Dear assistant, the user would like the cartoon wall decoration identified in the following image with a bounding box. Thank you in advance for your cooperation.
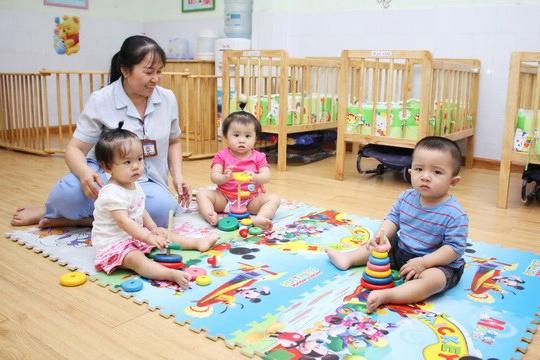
[53,15,80,55]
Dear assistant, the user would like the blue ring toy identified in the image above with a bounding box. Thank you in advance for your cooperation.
[121,279,143,293]
[153,254,183,263]
[362,273,394,285]
[368,255,390,266]
[228,211,250,219]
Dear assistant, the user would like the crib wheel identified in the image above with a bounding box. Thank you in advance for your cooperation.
[521,179,533,204]
[356,155,363,175]
[402,167,411,183]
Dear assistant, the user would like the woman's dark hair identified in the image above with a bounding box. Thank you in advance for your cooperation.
[95,121,141,169]
[109,35,167,84]
[222,111,262,139]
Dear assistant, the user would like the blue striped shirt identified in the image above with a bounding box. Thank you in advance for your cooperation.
[385,189,468,268]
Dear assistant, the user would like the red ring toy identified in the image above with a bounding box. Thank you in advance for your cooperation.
[361,278,395,291]
[156,261,184,269]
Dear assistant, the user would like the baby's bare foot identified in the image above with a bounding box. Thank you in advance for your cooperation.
[326,248,353,271]
[252,216,272,230]
[366,290,387,314]
[11,206,44,226]
[207,211,218,226]
[196,234,219,252]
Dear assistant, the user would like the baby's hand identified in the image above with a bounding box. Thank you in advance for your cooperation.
[145,233,168,250]
[366,230,391,252]
[223,165,235,179]
[399,257,427,281]
[151,227,168,237]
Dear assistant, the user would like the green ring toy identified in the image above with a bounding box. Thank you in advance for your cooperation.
[248,226,263,235]
[217,216,239,232]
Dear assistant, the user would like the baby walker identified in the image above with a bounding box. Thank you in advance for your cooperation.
[356,144,412,183]
[521,163,540,203]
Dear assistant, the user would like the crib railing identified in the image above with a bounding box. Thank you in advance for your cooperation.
[0,70,219,159]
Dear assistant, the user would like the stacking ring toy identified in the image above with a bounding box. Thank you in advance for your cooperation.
[228,211,250,219]
[362,273,394,285]
[366,262,391,272]
[248,227,263,235]
[375,243,391,252]
[368,255,390,266]
[217,216,239,231]
[167,243,182,251]
[121,279,143,292]
[232,172,252,183]
[153,254,183,263]
[156,261,184,269]
[59,271,87,287]
[364,267,392,278]
[371,250,389,259]
[240,218,253,226]
[195,275,211,286]
[361,278,395,290]
[186,266,207,280]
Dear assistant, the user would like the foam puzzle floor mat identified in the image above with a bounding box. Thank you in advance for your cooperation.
[6,200,540,360]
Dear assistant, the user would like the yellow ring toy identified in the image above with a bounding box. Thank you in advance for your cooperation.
[59,271,87,287]
[195,275,212,286]
[240,218,253,226]
[364,267,392,278]
[371,250,388,259]
[232,172,252,183]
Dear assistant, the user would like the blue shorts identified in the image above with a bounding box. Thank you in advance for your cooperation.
[44,159,180,227]
[389,243,464,291]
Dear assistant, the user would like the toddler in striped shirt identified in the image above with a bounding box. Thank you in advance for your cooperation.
[327,136,468,313]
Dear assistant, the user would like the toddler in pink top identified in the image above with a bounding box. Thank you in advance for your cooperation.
[197,110,280,230]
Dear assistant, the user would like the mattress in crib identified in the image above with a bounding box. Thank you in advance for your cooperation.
[229,93,338,126]
[345,99,473,139]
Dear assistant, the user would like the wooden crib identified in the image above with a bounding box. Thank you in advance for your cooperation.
[0,69,218,159]
[497,52,540,208]
[335,50,481,180]
[222,50,341,171]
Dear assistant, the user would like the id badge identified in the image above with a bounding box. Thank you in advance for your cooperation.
[142,139,158,158]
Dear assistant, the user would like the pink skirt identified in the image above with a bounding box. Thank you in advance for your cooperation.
[94,239,154,274]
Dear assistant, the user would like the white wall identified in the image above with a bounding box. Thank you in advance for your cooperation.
[0,0,146,72]
[142,0,224,60]
[1,0,540,160]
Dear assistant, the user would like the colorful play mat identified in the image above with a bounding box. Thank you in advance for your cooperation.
[6,200,540,360]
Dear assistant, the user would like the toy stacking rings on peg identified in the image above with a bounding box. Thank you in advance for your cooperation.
[152,211,185,269]
[218,171,254,233]
[361,235,395,291]
[230,171,252,217]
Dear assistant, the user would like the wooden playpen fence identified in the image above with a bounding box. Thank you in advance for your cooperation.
[335,50,480,180]
[0,70,219,159]
[497,52,540,208]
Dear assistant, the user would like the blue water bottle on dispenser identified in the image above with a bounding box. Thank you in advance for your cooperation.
[224,0,252,39]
